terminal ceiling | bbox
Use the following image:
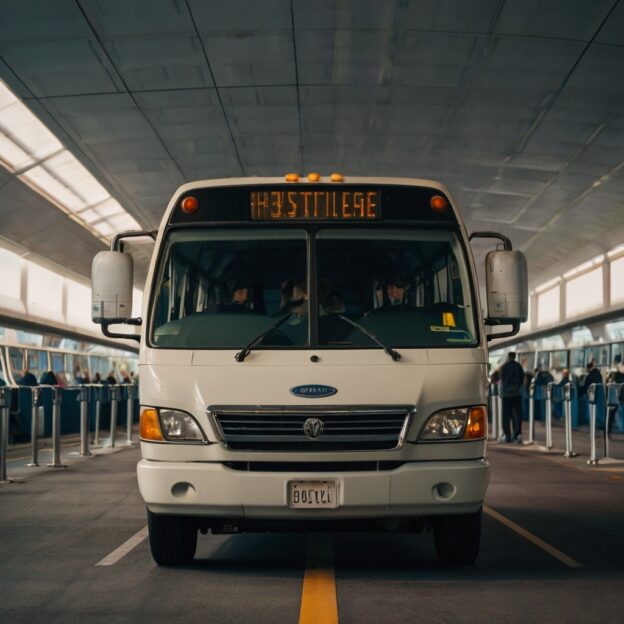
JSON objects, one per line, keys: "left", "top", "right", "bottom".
{"left": 1, "top": 0, "right": 624, "bottom": 290}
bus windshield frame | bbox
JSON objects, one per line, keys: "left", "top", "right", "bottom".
{"left": 147, "top": 220, "right": 481, "bottom": 351}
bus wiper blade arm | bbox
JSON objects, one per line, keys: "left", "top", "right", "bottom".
{"left": 337, "top": 314, "right": 401, "bottom": 362}
{"left": 235, "top": 314, "right": 292, "bottom": 362}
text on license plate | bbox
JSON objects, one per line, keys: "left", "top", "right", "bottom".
{"left": 288, "top": 481, "right": 338, "bottom": 509}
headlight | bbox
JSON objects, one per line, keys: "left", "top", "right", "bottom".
{"left": 140, "top": 407, "right": 206, "bottom": 442}
{"left": 419, "top": 406, "right": 487, "bottom": 441}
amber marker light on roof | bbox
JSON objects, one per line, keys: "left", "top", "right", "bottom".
{"left": 430, "top": 195, "right": 448, "bottom": 213}
{"left": 330, "top": 173, "right": 344, "bottom": 182}
{"left": 140, "top": 408, "right": 164, "bottom": 441}
{"left": 307, "top": 172, "right": 320, "bottom": 182}
{"left": 180, "top": 196, "right": 199, "bottom": 213}
{"left": 464, "top": 406, "right": 487, "bottom": 440}
{"left": 285, "top": 173, "right": 300, "bottom": 182}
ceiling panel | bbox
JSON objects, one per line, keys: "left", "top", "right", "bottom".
{"left": 0, "top": 0, "right": 622, "bottom": 293}
{"left": 495, "top": 0, "right": 614, "bottom": 40}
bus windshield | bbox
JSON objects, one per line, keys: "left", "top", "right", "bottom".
{"left": 151, "top": 228, "right": 478, "bottom": 349}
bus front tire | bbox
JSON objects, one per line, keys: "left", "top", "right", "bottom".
{"left": 147, "top": 509, "right": 198, "bottom": 566}
{"left": 433, "top": 508, "right": 482, "bottom": 565}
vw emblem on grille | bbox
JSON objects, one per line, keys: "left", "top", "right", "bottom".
{"left": 303, "top": 417, "right": 324, "bottom": 439}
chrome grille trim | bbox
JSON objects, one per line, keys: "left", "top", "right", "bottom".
{"left": 209, "top": 405, "right": 414, "bottom": 451}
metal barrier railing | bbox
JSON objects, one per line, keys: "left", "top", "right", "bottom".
{"left": 587, "top": 383, "right": 603, "bottom": 465}
{"left": 544, "top": 382, "right": 554, "bottom": 450}
{"left": 48, "top": 386, "right": 66, "bottom": 468}
{"left": 78, "top": 385, "right": 92, "bottom": 457}
{"left": 527, "top": 381, "right": 535, "bottom": 445}
{"left": 0, "top": 383, "right": 139, "bottom": 483}
{"left": 125, "top": 384, "right": 138, "bottom": 446}
{"left": 0, "top": 386, "right": 12, "bottom": 483}
{"left": 562, "top": 383, "right": 578, "bottom": 458}
{"left": 26, "top": 387, "right": 42, "bottom": 467}
{"left": 488, "top": 383, "right": 500, "bottom": 440}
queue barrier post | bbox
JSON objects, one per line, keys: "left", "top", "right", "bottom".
{"left": 109, "top": 385, "right": 120, "bottom": 448}
{"left": 78, "top": 385, "right": 92, "bottom": 457}
{"left": 26, "top": 387, "right": 41, "bottom": 467}
{"left": 92, "top": 384, "right": 110, "bottom": 447}
{"left": 0, "top": 386, "right": 12, "bottom": 483}
{"left": 125, "top": 385, "right": 137, "bottom": 445}
{"left": 47, "top": 387, "right": 66, "bottom": 468}
{"left": 528, "top": 381, "right": 535, "bottom": 445}
{"left": 599, "top": 383, "right": 624, "bottom": 466}
{"left": 489, "top": 384, "right": 499, "bottom": 440}
{"left": 545, "top": 382, "right": 554, "bottom": 450}
{"left": 587, "top": 383, "right": 602, "bottom": 466}
{"left": 562, "top": 383, "right": 578, "bottom": 458}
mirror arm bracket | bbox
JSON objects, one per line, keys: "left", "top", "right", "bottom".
{"left": 112, "top": 230, "right": 157, "bottom": 252}
{"left": 469, "top": 231, "right": 513, "bottom": 251}
{"left": 485, "top": 320, "right": 521, "bottom": 342}
{"left": 101, "top": 318, "right": 142, "bottom": 342}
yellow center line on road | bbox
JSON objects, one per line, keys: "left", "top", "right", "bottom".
{"left": 484, "top": 505, "right": 583, "bottom": 569}
{"left": 299, "top": 533, "right": 339, "bottom": 624}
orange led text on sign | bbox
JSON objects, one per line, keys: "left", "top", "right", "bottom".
{"left": 250, "top": 190, "right": 379, "bottom": 220}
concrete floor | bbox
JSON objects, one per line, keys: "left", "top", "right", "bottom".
{"left": 1, "top": 438, "right": 624, "bottom": 624}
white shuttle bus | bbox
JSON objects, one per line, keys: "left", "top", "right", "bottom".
{"left": 92, "top": 175, "right": 527, "bottom": 565}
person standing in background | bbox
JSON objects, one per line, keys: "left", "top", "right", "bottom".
{"left": 500, "top": 352, "right": 525, "bottom": 443}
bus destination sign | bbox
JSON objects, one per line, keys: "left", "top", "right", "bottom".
{"left": 250, "top": 189, "right": 380, "bottom": 221}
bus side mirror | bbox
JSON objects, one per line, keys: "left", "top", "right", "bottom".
{"left": 485, "top": 250, "right": 528, "bottom": 325}
{"left": 91, "top": 251, "right": 134, "bottom": 323}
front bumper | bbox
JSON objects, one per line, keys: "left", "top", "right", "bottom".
{"left": 137, "top": 458, "right": 489, "bottom": 519}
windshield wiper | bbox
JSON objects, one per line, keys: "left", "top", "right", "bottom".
{"left": 337, "top": 314, "right": 401, "bottom": 362}
{"left": 235, "top": 313, "right": 292, "bottom": 362}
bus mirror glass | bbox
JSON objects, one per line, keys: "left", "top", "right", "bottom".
{"left": 91, "top": 251, "right": 134, "bottom": 323}
{"left": 485, "top": 250, "right": 528, "bottom": 322}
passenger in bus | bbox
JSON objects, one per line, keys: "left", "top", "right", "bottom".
{"left": 94, "top": 372, "right": 102, "bottom": 384}
{"left": 322, "top": 290, "right": 346, "bottom": 315}
{"left": 385, "top": 276, "right": 408, "bottom": 307}
{"left": 500, "top": 352, "right": 525, "bottom": 443}
{"left": 287, "top": 279, "right": 308, "bottom": 324}
{"left": 369, "top": 275, "right": 410, "bottom": 314}
{"left": 17, "top": 368, "right": 37, "bottom": 386}
{"left": 119, "top": 367, "right": 131, "bottom": 384}
{"left": 274, "top": 278, "right": 295, "bottom": 316}
{"left": 82, "top": 371, "right": 91, "bottom": 384}
{"left": 105, "top": 371, "right": 117, "bottom": 385}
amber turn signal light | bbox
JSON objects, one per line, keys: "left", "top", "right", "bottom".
{"left": 140, "top": 408, "right": 164, "bottom": 441}
{"left": 285, "top": 173, "right": 300, "bottom": 182}
{"left": 430, "top": 195, "right": 448, "bottom": 213}
{"left": 464, "top": 406, "right": 487, "bottom": 439}
{"left": 180, "top": 196, "right": 199, "bottom": 213}
{"left": 330, "top": 173, "right": 344, "bottom": 182}
{"left": 307, "top": 172, "right": 320, "bottom": 182}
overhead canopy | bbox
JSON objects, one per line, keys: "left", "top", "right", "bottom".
{"left": 0, "top": 0, "right": 623, "bottom": 289}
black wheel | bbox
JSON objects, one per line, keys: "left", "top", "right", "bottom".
{"left": 147, "top": 509, "right": 198, "bottom": 565}
{"left": 433, "top": 508, "right": 482, "bottom": 565}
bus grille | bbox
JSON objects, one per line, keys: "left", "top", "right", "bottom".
{"left": 210, "top": 406, "right": 412, "bottom": 451}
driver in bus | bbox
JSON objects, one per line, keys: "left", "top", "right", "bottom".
{"left": 371, "top": 275, "right": 410, "bottom": 312}
{"left": 219, "top": 280, "right": 253, "bottom": 313}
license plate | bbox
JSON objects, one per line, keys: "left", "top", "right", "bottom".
{"left": 288, "top": 481, "right": 338, "bottom": 509}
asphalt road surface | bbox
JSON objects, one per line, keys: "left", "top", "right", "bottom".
{"left": 1, "top": 442, "right": 624, "bottom": 624}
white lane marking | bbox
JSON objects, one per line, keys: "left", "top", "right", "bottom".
{"left": 96, "top": 526, "right": 149, "bottom": 566}
{"left": 484, "top": 505, "right": 583, "bottom": 569}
